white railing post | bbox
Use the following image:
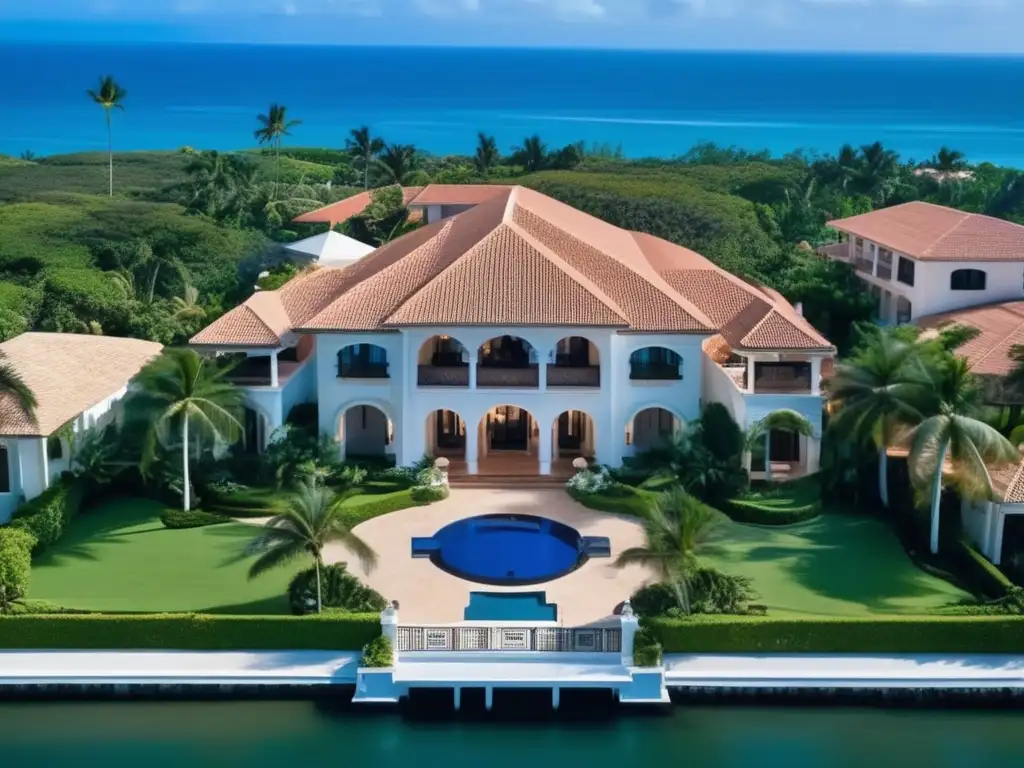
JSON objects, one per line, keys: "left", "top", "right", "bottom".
{"left": 380, "top": 602, "right": 399, "bottom": 666}
{"left": 619, "top": 600, "right": 639, "bottom": 667}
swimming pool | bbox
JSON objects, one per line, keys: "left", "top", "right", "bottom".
{"left": 463, "top": 591, "right": 558, "bottom": 622}
{"left": 411, "top": 514, "right": 610, "bottom": 586}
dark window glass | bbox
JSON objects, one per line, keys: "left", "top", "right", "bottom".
{"left": 897, "top": 257, "right": 915, "bottom": 286}
{"left": 47, "top": 435, "right": 63, "bottom": 460}
{"left": 0, "top": 446, "right": 9, "bottom": 493}
{"left": 950, "top": 269, "right": 987, "bottom": 291}
{"left": 338, "top": 344, "right": 388, "bottom": 377}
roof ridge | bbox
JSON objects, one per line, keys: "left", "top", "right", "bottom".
{"left": 624, "top": 233, "right": 718, "bottom": 331}
{"left": 922, "top": 206, "right": 973, "bottom": 258}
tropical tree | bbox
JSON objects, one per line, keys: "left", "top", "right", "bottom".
{"left": 855, "top": 141, "right": 902, "bottom": 204}
{"left": 931, "top": 147, "right": 967, "bottom": 173}
{"left": 614, "top": 487, "right": 718, "bottom": 614}
{"left": 474, "top": 132, "right": 500, "bottom": 173}
{"left": 746, "top": 410, "right": 814, "bottom": 483}
{"left": 247, "top": 478, "right": 378, "bottom": 613}
{"left": 378, "top": 143, "right": 421, "bottom": 185}
{"left": 907, "top": 357, "right": 1018, "bottom": 554}
{"left": 345, "top": 126, "right": 385, "bottom": 190}
{"left": 0, "top": 350, "right": 37, "bottom": 425}
{"left": 134, "top": 349, "right": 243, "bottom": 511}
{"left": 87, "top": 75, "right": 127, "bottom": 197}
{"left": 513, "top": 134, "right": 547, "bottom": 172}
{"left": 828, "top": 331, "right": 931, "bottom": 507}
{"left": 254, "top": 104, "right": 301, "bottom": 189}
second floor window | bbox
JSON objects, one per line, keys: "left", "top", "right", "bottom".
{"left": 629, "top": 347, "right": 682, "bottom": 380}
{"left": 897, "top": 257, "right": 915, "bottom": 287}
{"left": 950, "top": 268, "right": 986, "bottom": 291}
{"left": 338, "top": 344, "right": 388, "bottom": 378}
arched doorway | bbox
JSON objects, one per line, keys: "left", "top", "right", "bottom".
{"left": 241, "top": 406, "right": 271, "bottom": 454}
{"left": 477, "top": 406, "right": 540, "bottom": 474}
{"left": 426, "top": 409, "right": 466, "bottom": 458}
{"left": 627, "top": 407, "right": 681, "bottom": 452}
{"left": 338, "top": 404, "right": 394, "bottom": 460}
{"left": 553, "top": 410, "right": 596, "bottom": 461}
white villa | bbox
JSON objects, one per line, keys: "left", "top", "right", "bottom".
{"left": 192, "top": 185, "right": 834, "bottom": 479}
{"left": 0, "top": 333, "right": 162, "bottom": 522}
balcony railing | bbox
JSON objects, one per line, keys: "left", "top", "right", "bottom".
{"left": 855, "top": 257, "right": 874, "bottom": 275}
{"left": 418, "top": 365, "right": 469, "bottom": 387}
{"left": 630, "top": 363, "right": 681, "bottom": 381}
{"left": 547, "top": 365, "right": 600, "bottom": 388}
{"left": 339, "top": 363, "right": 389, "bottom": 379}
{"left": 753, "top": 375, "right": 812, "bottom": 394}
{"left": 397, "top": 625, "right": 621, "bottom": 653}
{"left": 876, "top": 264, "right": 892, "bottom": 280}
{"left": 477, "top": 365, "right": 539, "bottom": 388}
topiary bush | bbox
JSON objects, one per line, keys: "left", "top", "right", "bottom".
{"left": 0, "top": 528, "right": 35, "bottom": 611}
{"left": 160, "top": 508, "right": 231, "bottom": 529}
{"left": 287, "top": 563, "right": 388, "bottom": 616}
{"left": 410, "top": 484, "right": 449, "bottom": 503}
{"left": 361, "top": 634, "right": 394, "bottom": 668}
{"left": 631, "top": 627, "right": 662, "bottom": 667}
{"left": 9, "top": 476, "right": 84, "bottom": 553}
{"left": 631, "top": 568, "right": 760, "bottom": 617}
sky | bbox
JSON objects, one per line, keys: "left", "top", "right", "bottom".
{"left": 2, "top": 0, "right": 1024, "bottom": 52}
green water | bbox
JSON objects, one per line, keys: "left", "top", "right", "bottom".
{"left": 1, "top": 700, "right": 1022, "bottom": 767}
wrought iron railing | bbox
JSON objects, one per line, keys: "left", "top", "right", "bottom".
{"left": 418, "top": 365, "right": 470, "bottom": 387}
{"left": 477, "top": 365, "right": 539, "bottom": 388}
{"left": 547, "top": 365, "right": 600, "bottom": 387}
{"left": 397, "top": 626, "right": 621, "bottom": 653}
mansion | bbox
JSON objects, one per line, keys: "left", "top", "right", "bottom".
{"left": 191, "top": 185, "right": 834, "bottom": 478}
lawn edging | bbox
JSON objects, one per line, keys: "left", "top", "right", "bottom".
{"left": 0, "top": 613, "right": 381, "bottom": 650}
{"left": 646, "top": 615, "right": 1024, "bottom": 653}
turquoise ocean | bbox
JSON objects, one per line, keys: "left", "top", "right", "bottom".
{"left": 5, "top": 43, "right": 1024, "bottom": 164}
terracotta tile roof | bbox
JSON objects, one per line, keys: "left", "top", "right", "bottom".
{"left": 916, "top": 300, "right": 1024, "bottom": 377}
{"left": 993, "top": 455, "right": 1024, "bottom": 504}
{"left": 0, "top": 333, "right": 162, "bottom": 437}
{"left": 829, "top": 202, "right": 1024, "bottom": 262}
{"left": 408, "top": 184, "right": 511, "bottom": 206}
{"left": 191, "top": 290, "right": 293, "bottom": 348}
{"left": 293, "top": 186, "right": 425, "bottom": 226}
{"left": 195, "top": 185, "right": 835, "bottom": 351}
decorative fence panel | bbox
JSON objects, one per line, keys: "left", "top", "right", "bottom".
{"left": 397, "top": 626, "right": 622, "bottom": 653}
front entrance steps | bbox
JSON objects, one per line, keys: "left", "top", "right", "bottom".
{"left": 445, "top": 456, "right": 576, "bottom": 489}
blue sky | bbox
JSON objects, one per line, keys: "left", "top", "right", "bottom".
{"left": 1, "top": 0, "right": 1022, "bottom": 52}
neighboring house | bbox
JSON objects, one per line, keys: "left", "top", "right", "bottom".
{"left": 962, "top": 456, "right": 1024, "bottom": 567}
{"left": 192, "top": 185, "right": 835, "bottom": 479}
{"left": 823, "top": 201, "right": 1024, "bottom": 325}
{"left": 283, "top": 230, "right": 375, "bottom": 268}
{"left": 0, "top": 333, "right": 162, "bottom": 522}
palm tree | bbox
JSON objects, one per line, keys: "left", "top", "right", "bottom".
{"left": 345, "top": 126, "right": 385, "bottom": 190}
{"left": 475, "top": 132, "right": 500, "bottom": 173}
{"left": 828, "top": 332, "right": 931, "bottom": 507}
{"left": 171, "top": 265, "right": 204, "bottom": 322}
{"left": 514, "top": 134, "right": 547, "bottom": 172}
{"left": 856, "top": 141, "right": 901, "bottom": 204}
{"left": 134, "top": 349, "right": 243, "bottom": 512}
{"left": 378, "top": 143, "right": 420, "bottom": 184}
{"left": 746, "top": 410, "right": 814, "bottom": 483}
{"left": 614, "top": 487, "right": 717, "bottom": 614}
{"left": 254, "top": 104, "right": 301, "bottom": 190}
{"left": 932, "top": 147, "right": 967, "bottom": 173}
{"left": 907, "top": 357, "right": 1018, "bottom": 554}
{"left": 87, "top": 75, "right": 127, "bottom": 197}
{"left": 247, "top": 478, "right": 378, "bottom": 613}
{"left": 0, "top": 351, "right": 37, "bottom": 426}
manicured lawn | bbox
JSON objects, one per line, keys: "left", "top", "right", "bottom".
{"left": 28, "top": 498, "right": 305, "bottom": 615}
{"left": 703, "top": 515, "right": 972, "bottom": 618}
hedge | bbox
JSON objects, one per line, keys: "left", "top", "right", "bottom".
{"left": 952, "top": 539, "right": 1015, "bottom": 600}
{"left": 0, "top": 613, "right": 381, "bottom": 650}
{"left": 567, "top": 485, "right": 654, "bottom": 517}
{"left": 8, "top": 476, "right": 84, "bottom": 553}
{"left": 645, "top": 615, "right": 1024, "bottom": 654}
{"left": 722, "top": 498, "right": 820, "bottom": 526}
{"left": 338, "top": 489, "right": 431, "bottom": 528}
{"left": 0, "top": 528, "right": 35, "bottom": 604}
{"left": 160, "top": 509, "right": 231, "bottom": 529}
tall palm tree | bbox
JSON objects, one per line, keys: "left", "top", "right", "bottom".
{"left": 856, "top": 141, "right": 901, "bottom": 204}
{"left": 932, "top": 147, "right": 967, "bottom": 173}
{"left": 475, "top": 132, "right": 500, "bottom": 173}
{"left": 0, "top": 351, "right": 37, "bottom": 426}
{"left": 345, "top": 126, "right": 385, "bottom": 190}
{"left": 254, "top": 104, "right": 301, "bottom": 190}
{"left": 248, "top": 478, "right": 378, "bottom": 613}
{"left": 746, "top": 410, "right": 814, "bottom": 483}
{"left": 378, "top": 143, "right": 420, "bottom": 185}
{"left": 515, "top": 134, "right": 547, "bottom": 172}
{"left": 614, "top": 487, "right": 717, "bottom": 614}
{"left": 907, "top": 357, "right": 1018, "bottom": 554}
{"left": 87, "top": 75, "right": 127, "bottom": 197}
{"left": 828, "top": 332, "right": 931, "bottom": 507}
{"left": 134, "top": 349, "right": 243, "bottom": 512}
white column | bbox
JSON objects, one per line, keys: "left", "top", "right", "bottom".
{"left": 538, "top": 360, "right": 547, "bottom": 392}
{"left": 982, "top": 502, "right": 997, "bottom": 561}
{"left": 380, "top": 603, "right": 399, "bottom": 667}
{"left": 805, "top": 436, "right": 821, "bottom": 475}
{"left": 810, "top": 357, "right": 823, "bottom": 396}
{"left": 620, "top": 600, "right": 639, "bottom": 668}
{"left": 270, "top": 352, "right": 279, "bottom": 388}
{"left": 871, "top": 243, "right": 879, "bottom": 276}
{"left": 469, "top": 354, "right": 478, "bottom": 390}
{"left": 746, "top": 356, "right": 756, "bottom": 394}
{"left": 993, "top": 510, "right": 1007, "bottom": 565}
{"left": 539, "top": 417, "right": 553, "bottom": 475}
{"left": 19, "top": 437, "right": 50, "bottom": 501}
{"left": 466, "top": 418, "right": 479, "bottom": 475}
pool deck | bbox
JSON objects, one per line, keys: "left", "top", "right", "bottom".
{"left": 2, "top": 651, "right": 1023, "bottom": 691}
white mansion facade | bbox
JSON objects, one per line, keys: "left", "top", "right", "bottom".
{"left": 192, "top": 185, "right": 834, "bottom": 477}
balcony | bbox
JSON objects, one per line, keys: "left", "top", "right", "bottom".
{"left": 547, "top": 365, "right": 600, "bottom": 388}
{"left": 854, "top": 256, "right": 874, "bottom": 275}
{"left": 339, "top": 362, "right": 389, "bottom": 379}
{"left": 477, "top": 365, "right": 539, "bottom": 388}
{"left": 225, "top": 357, "right": 302, "bottom": 388}
{"left": 817, "top": 242, "right": 852, "bottom": 263}
{"left": 630, "top": 362, "right": 682, "bottom": 381}
{"left": 753, "top": 371, "right": 812, "bottom": 394}
{"left": 418, "top": 365, "right": 469, "bottom": 387}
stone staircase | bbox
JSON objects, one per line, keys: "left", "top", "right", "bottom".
{"left": 448, "top": 473, "right": 570, "bottom": 490}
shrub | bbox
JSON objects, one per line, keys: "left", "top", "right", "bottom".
{"left": 566, "top": 467, "right": 614, "bottom": 494}
{"left": 0, "top": 528, "right": 35, "bottom": 611}
{"left": 951, "top": 538, "right": 1014, "bottom": 599}
{"left": 287, "top": 563, "right": 388, "bottom": 616}
{"left": 724, "top": 477, "right": 822, "bottom": 526}
{"left": 361, "top": 634, "right": 394, "bottom": 668}
{"left": 632, "top": 627, "right": 662, "bottom": 667}
{"left": 338, "top": 489, "right": 433, "bottom": 528}
{"left": 631, "top": 568, "right": 759, "bottom": 617}
{"left": 644, "top": 615, "right": 1024, "bottom": 653}
{"left": 9, "top": 476, "right": 84, "bottom": 552}
{"left": 0, "top": 613, "right": 381, "bottom": 650}
{"left": 699, "top": 402, "right": 745, "bottom": 463}
{"left": 160, "top": 508, "right": 231, "bottom": 529}
{"left": 567, "top": 483, "right": 654, "bottom": 517}
{"left": 410, "top": 484, "right": 449, "bottom": 503}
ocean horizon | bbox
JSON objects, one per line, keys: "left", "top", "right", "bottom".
{"left": 6, "top": 43, "right": 1024, "bottom": 166}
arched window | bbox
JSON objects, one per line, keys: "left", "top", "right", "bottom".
{"left": 950, "top": 269, "right": 986, "bottom": 291}
{"left": 47, "top": 435, "right": 63, "bottom": 460}
{"left": 338, "top": 344, "right": 389, "bottom": 378}
{"left": 629, "top": 348, "right": 682, "bottom": 380}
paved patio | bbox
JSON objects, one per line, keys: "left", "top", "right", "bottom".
{"left": 326, "top": 488, "right": 655, "bottom": 626}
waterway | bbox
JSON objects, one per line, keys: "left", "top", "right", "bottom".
{"left": 1, "top": 699, "right": 1022, "bottom": 767}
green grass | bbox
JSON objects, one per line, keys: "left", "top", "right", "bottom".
{"left": 27, "top": 498, "right": 305, "bottom": 615}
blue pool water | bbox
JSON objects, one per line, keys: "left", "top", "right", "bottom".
{"left": 463, "top": 592, "right": 558, "bottom": 622}
{"left": 412, "top": 514, "right": 587, "bottom": 586}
